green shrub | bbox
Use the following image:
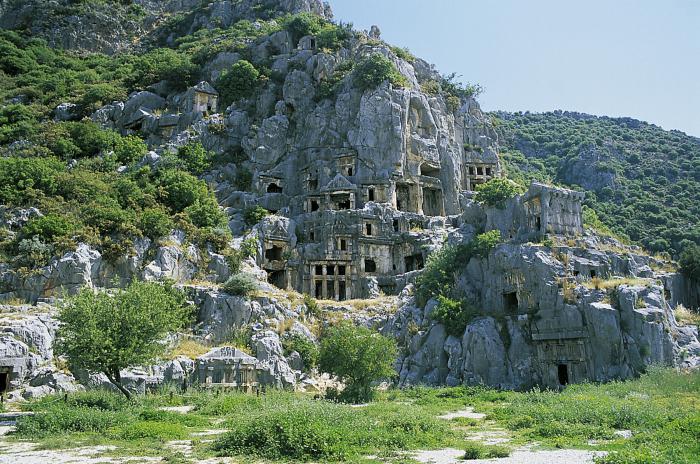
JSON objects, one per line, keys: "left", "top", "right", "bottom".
{"left": 80, "top": 83, "right": 127, "bottom": 115}
{"left": 216, "top": 60, "right": 260, "bottom": 107}
{"left": 14, "top": 236, "right": 55, "bottom": 268}
{"left": 316, "top": 61, "right": 354, "bottom": 101}
{"left": 680, "top": 243, "right": 700, "bottom": 282}
{"left": 463, "top": 442, "right": 511, "bottom": 459}
{"left": 177, "top": 140, "right": 212, "bottom": 175}
{"left": 157, "top": 169, "right": 210, "bottom": 212}
{"left": 315, "top": 22, "right": 353, "bottom": 50}
{"left": 282, "top": 333, "right": 319, "bottom": 371}
{"left": 138, "top": 208, "right": 173, "bottom": 239}
{"left": 475, "top": 178, "right": 523, "bottom": 208}
{"left": 472, "top": 230, "right": 502, "bottom": 257}
{"left": 415, "top": 243, "right": 471, "bottom": 307}
{"left": 43, "top": 121, "right": 119, "bottom": 159}
{"left": 303, "top": 293, "right": 321, "bottom": 317}
{"left": 113, "top": 135, "right": 147, "bottom": 164}
{"left": 0, "top": 156, "right": 65, "bottom": 203}
{"left": 319, "top": 322, "right": 397, "bottom": 403}
{"left": 353, "top": 53, "right": 408, "bottom": 91}
{"left": 185, "top": 196, "right": 226, "bottom": 228}
{"left": 222, "top": 273, "right": 257, "bottom": 297}
{"left": 0, "top": 104, "right": 39, "bottom": 143}
{"left": 112, "top": 420, "right": 187, "bottom": 440}
{"left": 128, "top": 48, "right": 197, "bottom": 90}
{"left": 234, "top": 167, "right": 252, "bottom": 191}
{"left": 390, "top": 46, "right": 415, "bottom": 63}
{"left": 243, "top": 205, "right": 269, "bottom": 226}
{"left": 14, "top": 406, "right": 128, "bottom": 437}
{"left": 282, "top": 12, "right": 326, "bottom": 44}
{"left": 431, "top": 296, "right": 479, "bottom": 336}
{"left": 21, "top": 214, "right": 75, "bottom": 241}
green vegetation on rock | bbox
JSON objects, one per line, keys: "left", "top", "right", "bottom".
{"left": 496, "top": 111, "right": 700, "bottom": 255}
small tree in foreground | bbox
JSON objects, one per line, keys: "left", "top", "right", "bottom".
{"left": 55, "top": 281, "right": 191, "bottom": 399}
{"left": 319, "top": 322, "right": 397, "bottom": 403}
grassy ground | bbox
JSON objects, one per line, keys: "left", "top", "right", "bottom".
{"left": 6, "top": 367, "right": 699, "bottom": 463}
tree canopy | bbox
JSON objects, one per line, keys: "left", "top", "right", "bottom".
{"left": 319, "top": 322, "right": 397, "bottom": 403}
{"left": 55, "top": 281, "right": 192, "bottom": 398}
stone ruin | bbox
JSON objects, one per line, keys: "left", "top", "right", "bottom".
{"left": 195, "top": 346, "right": 260, "bottom": 393}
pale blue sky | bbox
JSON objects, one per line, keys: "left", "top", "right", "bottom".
{"left": 330, "top": 0, "right": 700, "bottom": 137}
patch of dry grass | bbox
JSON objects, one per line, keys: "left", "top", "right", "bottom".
{"left": 675, "top": 305, "right": 700, "bottom": 327}
{"left": 583, "top": 277, "right": 652, "bottom": 291}
{"left": 166, "top": 338, "right": 210, "bottom": 360}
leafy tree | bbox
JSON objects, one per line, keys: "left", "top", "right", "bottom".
{"left": 216, "top": 60, "right": 260, "bottom": 107}
{"left": 353, "top": 54, "right": 408, "bottom": 91}
{"left": 319, "top": 322, "right": 397, "bottom": 403}
{"left": 55, "top": 281, "right": 191, "bottom": 399}
{"left": 474, "top": 178, "right": 524, "bottom": 208}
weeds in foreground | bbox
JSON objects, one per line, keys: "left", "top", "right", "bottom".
{"left": 9, "top": 368, "right": 699, "bottom": 463}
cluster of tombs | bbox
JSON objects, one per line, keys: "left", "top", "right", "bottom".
{"left": 252, "top": 143, "right": 588, "bottom": 304}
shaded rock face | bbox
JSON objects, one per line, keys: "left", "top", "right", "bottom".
{"left": 388, "top": 237, "right": 700, "bottom": 390}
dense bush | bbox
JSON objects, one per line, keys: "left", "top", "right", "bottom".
{"left": 679, "top": 244, "right": 700, "bottom": 282}
{"left": 353, "top": 53, "right": 408, "bottom": 91}
{"left": 222, "top": 273, "right": 257, "bottom": 297}
{"left": 431, "top": 296, "right": 479, "bottom": 337}
{"left": 137, "top": 208, "right": 173, "bottom": 239}
{"left": 176, "top": 140, "right": 212, "bottom": 175}
{"left": 319, "top": 322, "right": 397, "bottom": 403}
{"left": 282, "top": 333, "right": 319, "bottom": 371}
{"left": 156, "top": 169, "right": 210, "bottom": 212}
{"left": 127, "top": 48, "right": 197, "bottom": 90}
{"left": 21, "top": 214, "right": 75, "bottom": 241}
{"left": 216, "top": 60, "right": 260, "bottom": 107}
{"left": 475, "top": 178, "right": 524, "bottom": 208}
{"left": 0, "top": 156, "right": 65, "bottom": 199}
{"left": 113, "top": 135, "right": 147, "bottom": 164}
{"left": 243, "top": 205, "right": 269, "bottom": 225}
{"left": 415, "top": 243, "right": 471, "bottom": 307}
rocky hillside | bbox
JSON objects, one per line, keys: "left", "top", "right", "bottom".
{"left": 0, "top": 0, "right": 698, "bottom": 401}
{"left": 495, "top": 111, "right": 700, "bottom": 256}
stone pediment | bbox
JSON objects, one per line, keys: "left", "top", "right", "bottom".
{"left": 193, "top": 81, "right": 218, "bottom": 96}
{"left": 322, "top": 174, "right": 355, "bottom": 192}
{"left": 198, "top": 346, "right": 256, "bottom": 362}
